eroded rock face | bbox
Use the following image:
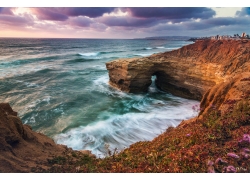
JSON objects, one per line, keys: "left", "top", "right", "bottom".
{"left": 199, "top": 72, "right": 250, "bottom": 117}
{"left": 106, "top": 40, "right": 250, "bottom": 100}
{"left": 0, "top": 103, "right": 95, "bottom": 172}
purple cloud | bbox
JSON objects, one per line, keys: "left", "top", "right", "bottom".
{"left": 0, "top": 7, "right": 13, "bottom": 15}
{"left": 61, "top": 7, "right": 116, "bottom": 18}
{"left": 32, "top": 7, "right": 116, "bottom": 21}
{"left": 32, "top": 8, "right": 68, "bottom": 21}
{"left": 0, "top": 14, "right": 33, "bottom": 26}
{"left": 125, "top": 7, "right": 215, "bottom": 20}
{"left": 69, "top": 16, "right": 93, "bottom": 27}
{"left": 98, "top": 16, "right": 163, "bottom": 27}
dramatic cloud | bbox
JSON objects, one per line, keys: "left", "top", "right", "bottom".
{"left": 31, "top": 7, "right": 116, "bottom": 21}
{"left": 236, "top": 7, "right": 250, "bottom": 16}
{"left": 0, "top": 7, "right": 13, "bottom": 15}
{"left": 98, "top": 16, "right": 162, "bottom": 27}
{"left": 125, "top": 7, "right": 215, "bottom": 20}
{"left": 61, "top": 7, "right": 116, "bottom": 18}
{"left": 32, "top": 8, "right": 68, "bottom": 21}
{"left": 0, "top": 7, "right": 249, "bottom": 38}
{"left": 68, "top": 16, "right": 93, "bottom": 27}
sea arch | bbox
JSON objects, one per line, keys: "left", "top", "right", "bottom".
{"left": 105, "top": 55, "right": 219, "bottom": 100}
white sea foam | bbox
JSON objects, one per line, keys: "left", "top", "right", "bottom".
{"left": 55, "top": 93, "right": 199, "bottom": 158}
{"left": 134, "top": 53, "right": 154, "bottom": 57}
{"left": 42, "top": 96, "right": 51, "bottom": 104}
{"left": 24, "top": 82, "right": 39, "bottom": 88}
{"left": 93, "top": 74, "right": 130, "bottom": 99}
{"left": 156, "top": 46, "right": 165, "bottom": 49}
{"left": 78, "top": 52, "right": 99, "bottom": 56}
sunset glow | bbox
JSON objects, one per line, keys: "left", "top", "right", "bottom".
{"left": 0, "top": 7, "right": 249, "bottom": 38}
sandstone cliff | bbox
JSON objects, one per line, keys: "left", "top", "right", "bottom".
{"left": 106, "top": 40, "right": 250, "bottom": 101}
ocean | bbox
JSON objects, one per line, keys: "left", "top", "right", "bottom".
{"left": 0, "top": 38, "right": 198, "bottom": 157}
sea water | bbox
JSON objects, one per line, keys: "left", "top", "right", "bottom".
{"left": 0, "top": 38, "right": 198, "bottom": 157}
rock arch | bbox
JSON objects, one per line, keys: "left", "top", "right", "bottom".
{"left": 106, "top": 40, "right": 250, "bottom": 100}
{"left": 106, "top": 56, "right": 213, "bottom": 100}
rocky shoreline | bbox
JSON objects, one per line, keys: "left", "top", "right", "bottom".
{"left": 106, "top": 39, "right": 250, "bottom": 100}
{"left": 1, "top": 39, "right": 250, "bottom": 172}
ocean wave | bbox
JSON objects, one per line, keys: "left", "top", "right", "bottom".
{"left": 35, "top": 68, "right": 54, "bottom": 74}
{"left": 0, "top": 55, "right": 64, "bottom": 67}
{"left": 143, "top": 47, "right": 153, "bottom": 50}
{"left": 135, "top": 46, "right": 166, "bottom": 51}
{"left": 134, "top": 53, "right": 154, "bottom": 57}
{"left": 66, "top": 56, "right": 119, "bottom": 63}
{"left": 78, "top": 52, "right": 99, "bottom": 57}
{"left": 54, "top": 96, "right": 199, "bottom": 157}
{"left": 99, "top": 50, "right": 125, "bottom": 54}
{"left": 92, "top": 75, "right": 130, "bottom": 99}
{"left": 68, "top": 58, "right": 100, "bottom": 62}
{"left": 77, "top": 50, "right": 124, "bottom": 57}
{"left": 0, "top": 59, "right": 30, "bottom": 67}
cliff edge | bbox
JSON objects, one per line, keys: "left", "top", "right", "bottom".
{"left": 106, "top": 39, "right": 250, "bottom": 101}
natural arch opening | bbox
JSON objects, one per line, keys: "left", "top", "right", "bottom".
{"left": 148, "top": 71, "right": 168, "bottom": 92}
{"left": 147, "top": 75, "right": 157, "bottom": 92}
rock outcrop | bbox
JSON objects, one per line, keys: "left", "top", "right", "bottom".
{"left": 0, "top": 103, "right": 95, "bottom": 172}
{"left": 106, "top": 40, "right": 250, "bottom": 100}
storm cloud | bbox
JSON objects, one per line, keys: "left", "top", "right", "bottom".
{"left": 69, "top": 16, "right": 93, "bottom": 27}
{"left": 1, "top": 7, "right": 249, "bottom": 38}
{"left": 32, "top": 8, "right": 68, "bottom": 21}
{"left": 125, "top": 7, "right": 215, "bottom": 19}
{"left": 32, "top": 7, "right": 116, "bottom": 21}
{"left": 98, "top": 16, "right": 163, "bottom": 27}
{"left": 61, "top": 7, "right": 116, "bottom": 18}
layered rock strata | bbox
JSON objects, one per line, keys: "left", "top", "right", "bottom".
{"left": 106, "top": 40, "right": 250, "bottom": 100}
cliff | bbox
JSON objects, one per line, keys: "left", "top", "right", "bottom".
{"left": 0, "top": 103, "right": 95, "bottom": 172}
{"left": 106, "top": 39, "right": 250, "bottom": 101}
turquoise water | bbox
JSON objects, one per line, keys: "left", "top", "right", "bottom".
{"left": 0, "top": 38, "right": 198, "bottom": 157}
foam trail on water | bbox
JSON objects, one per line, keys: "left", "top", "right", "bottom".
{"left": 78, "top": 52, "right": 99, "bottom": 56}
{"left": 134, "top": 53, "right": 154, "bottom": 57}
{"left": 55, "top": 74, "right": 199, "bottom": 157}
{"left": 55, "top": 98, "right": 199, "bottom": 158}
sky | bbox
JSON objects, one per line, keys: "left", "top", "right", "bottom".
{"left": 0, "top": 1, "right": 250, "bottom": 39}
